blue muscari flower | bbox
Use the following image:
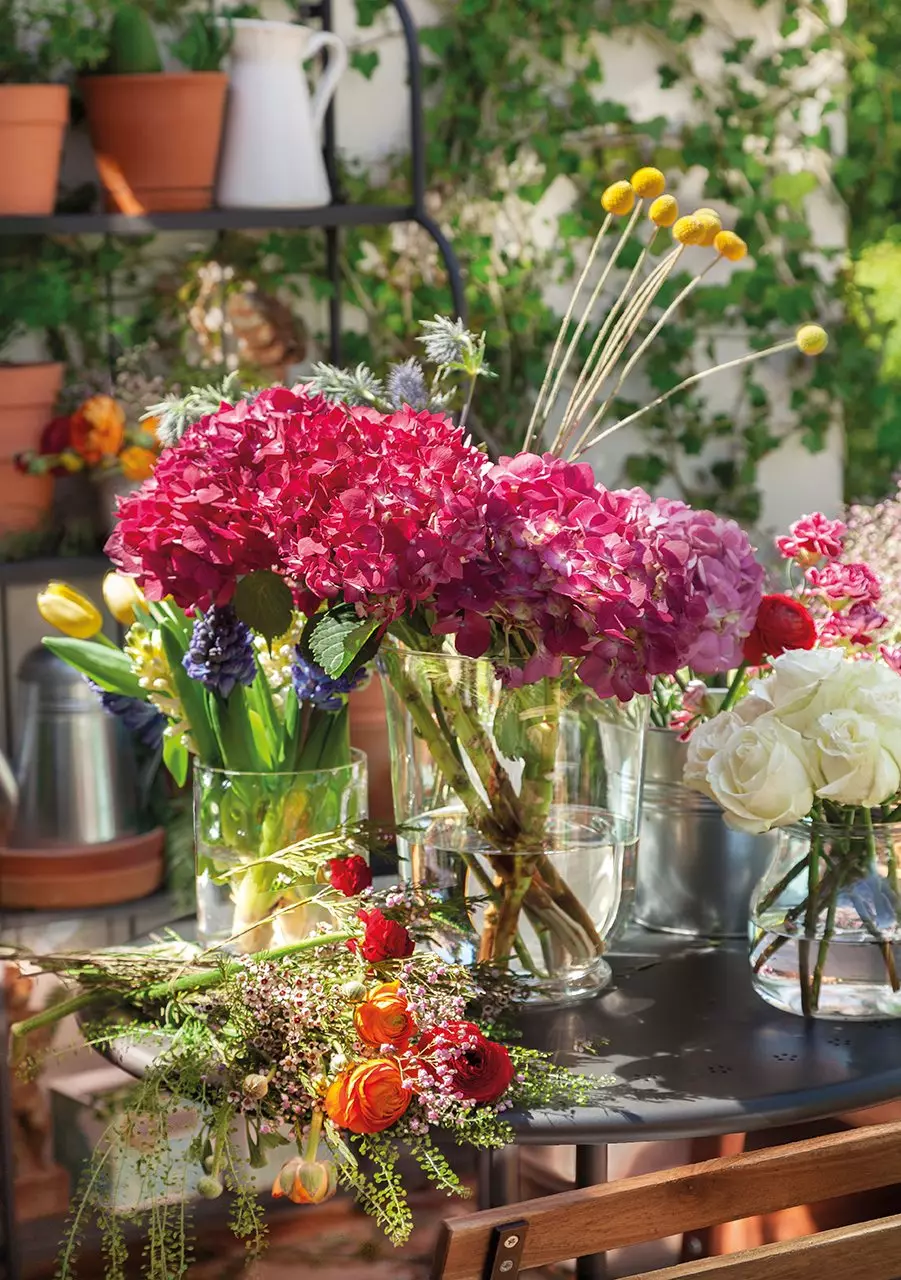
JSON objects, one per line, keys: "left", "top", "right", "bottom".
{"left": 184, "top": 604, "right": 256, "bottom": 698}
{"left": 291, "top": 652, "right": 369, "bottom": 712}
{"left": 86, "top": 679, "right": 166, "bottom": 750}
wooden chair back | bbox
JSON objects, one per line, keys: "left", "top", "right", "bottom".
{"left": 432, "top": 1120, "right": 901, "bottom": 1280}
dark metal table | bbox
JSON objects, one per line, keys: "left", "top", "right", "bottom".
{"left": 479, "top": 930, "right": 901, "bottom": 1279}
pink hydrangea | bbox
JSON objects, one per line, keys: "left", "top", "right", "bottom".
{"left": 775, "top": 511, "right": 846, "bottom": 563}
{"left": 638, "top": 498, "right": 765, "bottom": 674}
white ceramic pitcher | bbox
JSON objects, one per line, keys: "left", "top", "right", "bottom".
{"left": 217, "top": 19, "right": 347, "bottom": 209}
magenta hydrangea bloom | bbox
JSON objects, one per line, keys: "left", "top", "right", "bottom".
{"left": 108, "top": 390, "right": 490, "bottom": 618}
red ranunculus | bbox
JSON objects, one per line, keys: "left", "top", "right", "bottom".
{"left": 743, "top": 593, "right": 817, "bottom": 666}
{"left": 40, "top": 415, "right": 73, "bottom": 455}
{"left": 355, "top": 908, "right": 414, "bottom": 963}
{"left": 328, "top": 855, "right": 372, "bottom": 897}
{"left": 416, "top": 1020, "right": 514, "bottom": 1104}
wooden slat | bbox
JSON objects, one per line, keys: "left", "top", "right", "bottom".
{"left": 432, "top": 1120, "right": 901, "bottom": 1280}
{"left": 627, "top": 1213, "right": 901, "bottom": 1280}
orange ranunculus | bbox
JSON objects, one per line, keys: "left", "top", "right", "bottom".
{"left": 119, "top": 445, "right": 157, "bottom": 481}
{"left": 139, "top": 415, "right": 160, "bottom": 443}
{"left": 354, "top": 981, "right": 417, "bottom": 1052}
{"left": 324, "top": 1057, "right": 410, "bottom": 1134}
{"left": 69, "top": 395, "right": 126, "bottom": 464}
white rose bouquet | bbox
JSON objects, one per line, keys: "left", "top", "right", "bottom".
{"left": 686, "top": 648, "right": 901, "bottom": 1017}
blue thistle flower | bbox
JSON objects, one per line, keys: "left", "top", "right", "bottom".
{"left": 184, "top": 605, "right": 257, "bottom": 698}
{"left": 387, "top": 358, "right": 429, "bottom": 411}
{"left": 86, "top": 679, "right": 166, "bottom": 751}
{"left": 291, "top": 653, "right": 369, "bottom": 712}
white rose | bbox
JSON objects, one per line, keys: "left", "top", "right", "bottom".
{"left": 839, "top": 663, "right": 901, "bottom": 765}
{"left": 706, "top": 719, "right": 815, "bottom": 834}
{"left": 683, "top": 711, "right": 745, "bottom": 798}
{"left": 813, "top": 709, "right": 901, "bottom": 807}
{"left": 749, "top": 648, "right": 849, "bottom": 733}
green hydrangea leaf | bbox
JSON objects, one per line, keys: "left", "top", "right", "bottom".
{"left": 233, "top": 571, "right": 294, "bottom": 646}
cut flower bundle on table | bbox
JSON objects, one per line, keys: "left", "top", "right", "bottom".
{"left": 8, "top": 851, "right": 592, "bottom": 1279}
{"left": 45, "top": 165, "right": 830, "bottom": 991}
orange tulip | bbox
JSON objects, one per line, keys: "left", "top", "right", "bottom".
{"left": 69, "top": 395, "right": 125, "bottom": 464}
{"left": 354, "top": 981, "right": 417, "bottom": 1052}
{"left": 324, "top": 1058, "right": 410, "bottom": 1134}
{"left": 271, "top": 1155, "right": 337, "bottom": 1205}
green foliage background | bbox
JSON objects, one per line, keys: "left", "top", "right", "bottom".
{"left": 5, "top": 0, "right": 901, "bottom": 519}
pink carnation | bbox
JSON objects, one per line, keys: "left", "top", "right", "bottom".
{"left": 818, "top": 602, "right": 889, "bottom": 647}
{"left": 775, "top": 512, "right": 846, "bottom": 563}
{"left": 806, "top": 560, "right": 882, "bottom": 606}
{"left": 880, "top": 645, "right": 901, "bottom": 675}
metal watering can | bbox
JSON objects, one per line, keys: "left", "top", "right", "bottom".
{"left": 11, "top": 646, "right": 139, "bottom": 848}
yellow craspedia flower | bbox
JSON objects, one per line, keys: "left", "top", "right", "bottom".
{"left": 673, "top": 215, "right": 706, "bottom": 246}
{"left": 601, "top": 180, "right": 636, "bottom": 216}
{"left": 796, "top": 324, "right": 829, "bottom": 356}
{"left": 713, "top": 230, "right": 748, "bottom": 261}
{"left": 102, "top": 572, "right": 146, "bottom": 627}
{"left": 630, "top": 166, "right": 666, "bottom": 199}
{"left": 37, "top": 582, "right": 103, "bottom": 640}
{"left": 693, "top": 207, "right": 722, "bottom": 247}
{"left": 649, "top": 194, "right": 678, "bottom": 227}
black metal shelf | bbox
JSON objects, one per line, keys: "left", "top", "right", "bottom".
{"left": 0, "top": 202, "right": 417, "bottom": 237}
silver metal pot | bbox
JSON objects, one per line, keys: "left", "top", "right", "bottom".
{"left": 635, "top": 726, "right": 776, "bottom": 938}
{"left": 11, "top": 646, "right": 139, "bottom": 848}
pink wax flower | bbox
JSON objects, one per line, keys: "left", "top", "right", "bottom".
{"left": 775, "top": 511, "right": 846, "bottom": 564}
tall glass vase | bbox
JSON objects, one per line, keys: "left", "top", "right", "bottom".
{"left": 750, "top": 819, "right": 901, "bottom": 1020}
{"left": 379, "top": 647, "right": 648, "bottom": 1004}
{"left": 194, "top": 751, "right": 367, "bottom": 953}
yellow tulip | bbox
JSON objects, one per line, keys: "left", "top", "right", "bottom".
{"left": 102, "top": 572, "right": 146, "bottom": 626}
{"left": 37, "top": 582, "right": 103, "bottom": 639}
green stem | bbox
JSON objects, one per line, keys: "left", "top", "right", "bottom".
{"left": 755, "top": 853, "right": 811, "bottom": 916}
{"left": 717, "top": 662, "right": 748, "bottom": 713}
{"left": 304, "top": 1108, "right": 324, "bottom": 1161}
{"left": 11, "top": 932, "right": 353, "bottom": 1038}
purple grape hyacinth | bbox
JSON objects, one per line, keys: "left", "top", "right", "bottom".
{"left": 291, "top": 653, "right": 369, "bottom": 712}
{"left": 184, "top": 605, "right": 257, "bottom": 698}
{"left": 86, "top": 679, "right": 166, "bottom": 750}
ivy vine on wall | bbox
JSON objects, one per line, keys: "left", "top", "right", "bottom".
{"left": 276, "top": 0, "right": 894, "bottom": 520}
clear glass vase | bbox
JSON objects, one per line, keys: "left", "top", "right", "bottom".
{"left": 194, "top": 751, "right": 367, "bottom": 953}
{"left": 750, "top": 819, "right": 901, "bottom": 1020}
{"left": 379, "top": 647, "right": 648, "bottom": 1004}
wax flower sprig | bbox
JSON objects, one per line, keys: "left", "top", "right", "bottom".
{"left": 8, "top": 852, "right": 592, "bottom": 1279}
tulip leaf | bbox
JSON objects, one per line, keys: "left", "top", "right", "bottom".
{"left": 305, "top": 603, "right": 379, "bottom": 677}
{"left": 233, "top": 571, "right": 294, "bottom": 646}
{"left": 42, "top": 637, "right": 145, "bottom": 700}
{"left": 162, "top": 731, "right": 189, "bottom": 787}
{"left": 159, "top": 624, "right": 220, "bottom": 766}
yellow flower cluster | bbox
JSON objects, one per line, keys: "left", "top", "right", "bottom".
{"left": 600, "top": 172, "right": 747, "bottom": 259}
{"left": 253, "top": 618, "right": 305, "bottom": 712}
{"left": 125, "top": 623, "right": 193, "bottom": 750}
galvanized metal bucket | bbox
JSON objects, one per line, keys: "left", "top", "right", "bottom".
{"left": 635, "top": 726, "right": 776, "bottom": 939}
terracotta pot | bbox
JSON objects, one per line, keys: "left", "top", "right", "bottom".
{"left": 81, "top": 72, "right": 228, "bottom": 213}
{"left": 349, "top": 678, "right": 394, "bottom": 823}
{"left": 0, "top": 463, "right": 53, "bottom": 535}
{"left": 0, "top": 827, "right": 165, "bottom": 910}
{"left": 0, "top": 361, "right": 64, "bottom": 456}
{"left": 0, "top": 85, "right": 68, "bottom": 215}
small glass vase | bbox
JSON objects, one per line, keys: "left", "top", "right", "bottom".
{"left": 750, "top": 819, "right": 901, "bottom": 1020}
{"left": 194, "top": 751, "right": 368, "bottom": 953}
{"left": 379, "top": 646, "right": 648, "bottom": 1004}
